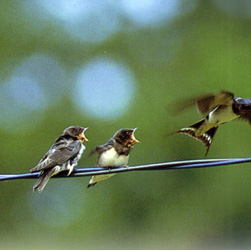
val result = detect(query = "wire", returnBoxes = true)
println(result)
[0,157,250,182]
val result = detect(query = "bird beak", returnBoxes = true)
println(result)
[79,128,89,142]
[131,128,140,144]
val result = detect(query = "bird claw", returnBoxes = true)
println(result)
[106,167,112,173]
[67,166,74,176]
[122,165,129,170]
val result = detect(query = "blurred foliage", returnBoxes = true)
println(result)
[0,0,251,249]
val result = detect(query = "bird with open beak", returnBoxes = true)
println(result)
[87,128,140,188]
[30,126,88,193]
[171,90,251,155]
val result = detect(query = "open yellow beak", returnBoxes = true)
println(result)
[79,128,88,142]
[131,128,140,144]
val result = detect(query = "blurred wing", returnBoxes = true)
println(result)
[196,90,234,115]
[169,90,234,116]
[31,140,81,172]
[168,96,198,115]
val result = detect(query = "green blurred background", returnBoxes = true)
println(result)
[0,0,251,249]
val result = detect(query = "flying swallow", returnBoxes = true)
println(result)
[30,126,88,193]
[87,128,140,188]
[171,90,251,154]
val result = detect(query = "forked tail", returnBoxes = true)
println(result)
[87,173,116,188]
[32,169,55,193]
[175,119,218,155]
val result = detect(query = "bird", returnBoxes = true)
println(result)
[30,126,88,193]
[170,90,251,155]
[87,128,140,188]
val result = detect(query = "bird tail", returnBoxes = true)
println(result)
[32,168,58,193]
[87,182,97,188]
[175,118,218,155]
[87,174,116,188]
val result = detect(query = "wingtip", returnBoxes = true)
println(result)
[164,130,178,138]
[88,148,97,157]
[205,147,210,157]
[30,166,40,173]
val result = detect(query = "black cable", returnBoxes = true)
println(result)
[0,157,250,182]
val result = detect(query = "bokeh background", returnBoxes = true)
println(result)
[0,0,251,249]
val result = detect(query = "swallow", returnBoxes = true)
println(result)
[87,128,140,188]
[30,126,88,193]
[171,90,251,154]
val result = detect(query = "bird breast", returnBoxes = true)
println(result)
[77,144,85,161]
[208,105,239,124]
[98,147,129,167]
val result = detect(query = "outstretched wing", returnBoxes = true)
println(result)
[196,91,234,115]
[30,139,81,172]
[169,90,234,115]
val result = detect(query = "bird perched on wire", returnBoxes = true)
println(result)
[87,128,140,188]
[170,90,251,155]
[30,126,88,193]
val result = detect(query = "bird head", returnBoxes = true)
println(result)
[114,128,140,147]
[63,126,88,142]
[234,98,251,114]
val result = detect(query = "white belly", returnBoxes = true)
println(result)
[98,147,129,167]
[208,106,239,124]
[77,144,85,161]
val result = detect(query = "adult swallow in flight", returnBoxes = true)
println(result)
[87,128,140,188]
[171,90,251,154]
[30,126,88,192]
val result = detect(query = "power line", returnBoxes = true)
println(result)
[0,157,250,182]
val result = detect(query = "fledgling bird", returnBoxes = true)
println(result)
[171,90,251,154]
[30,126,88,193]
[87,128,140,188]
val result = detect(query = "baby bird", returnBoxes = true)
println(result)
[31,126,88,192]
[87,128,139,188]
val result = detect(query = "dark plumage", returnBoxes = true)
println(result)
[31,126,88,193]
